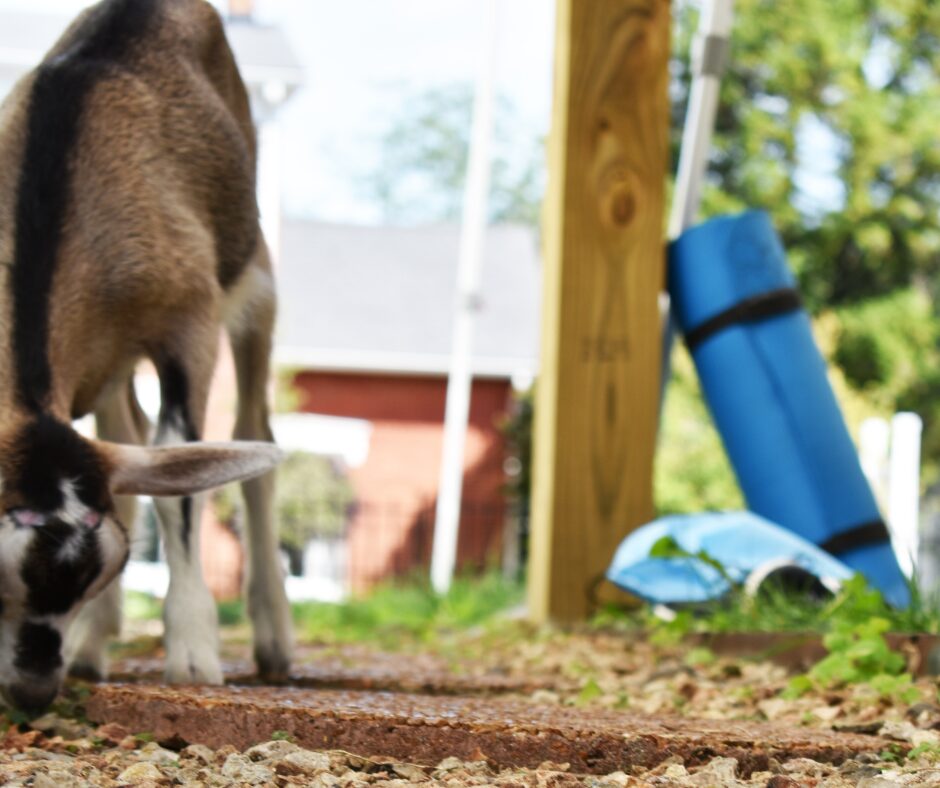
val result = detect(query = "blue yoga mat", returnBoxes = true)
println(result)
[668,210,909,607]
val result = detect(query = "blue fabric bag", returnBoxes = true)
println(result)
[606,511,854,605]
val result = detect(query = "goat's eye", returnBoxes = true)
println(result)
[10,509,46,528]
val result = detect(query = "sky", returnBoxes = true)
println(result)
[0,0,557,224]
[0,0,847,226]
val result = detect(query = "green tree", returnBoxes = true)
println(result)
[677,0,940,310]
[668,0,940,491]
[366,84,544,226]
[214,451,355,573]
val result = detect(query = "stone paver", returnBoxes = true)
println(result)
[85,683,897,777]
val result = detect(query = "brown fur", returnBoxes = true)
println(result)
[0,0,260,426]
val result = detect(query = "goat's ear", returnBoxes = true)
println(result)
[99,441,283,497]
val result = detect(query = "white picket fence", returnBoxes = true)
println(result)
[859,413,923,579]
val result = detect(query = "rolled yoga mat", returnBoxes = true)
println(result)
[668,210,909,607]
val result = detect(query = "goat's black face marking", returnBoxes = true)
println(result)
[14,622,62,676]
[20,519,103,616]
[10,416,110,511]
[12,0,159,411]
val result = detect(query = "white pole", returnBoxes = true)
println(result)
[660,0,734,413]
[666,0,734,240]
[888,412,923,578]
[859,416,891,509]
[431,0,498,594]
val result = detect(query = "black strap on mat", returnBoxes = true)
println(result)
[821,520,892,557]
[685,288,803,351]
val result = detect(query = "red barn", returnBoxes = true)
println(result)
[274,221,540,591]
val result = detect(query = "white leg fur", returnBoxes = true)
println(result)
[154,488,223,685]
[230,258,293,679]
[65,571,122,681]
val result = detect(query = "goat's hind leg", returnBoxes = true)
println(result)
[66,379,149,680]
[229,251,293,681]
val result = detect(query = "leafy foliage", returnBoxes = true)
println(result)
[214,451,355,550]
[783,617,920,702]
[365,84,544,225]
[599,571,940,639]
[655,347,744,515]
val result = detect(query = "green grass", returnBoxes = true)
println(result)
[123,571,524,647]
[292,570,524,646]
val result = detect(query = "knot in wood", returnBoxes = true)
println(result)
[594,163,639,231]
[610,189,636,227]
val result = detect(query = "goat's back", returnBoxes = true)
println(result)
[0,0,260,418]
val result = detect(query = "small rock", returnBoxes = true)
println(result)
[765,777,801,788]
[31,775,62,788]
[691,757,739,784]
[180,743,215,764]
[907,702,940,728]
[221,752,275,785]
[196,765,238,787]
[245,739,300,761]
[839,760,884,779]
[436,756,465,771]
[811,705,842,722]
[391,762,429,781]
[276,749,332,775]
[29,713,90,741]
[117,761,166,785]
[662,763,690,780]
[94,722,130,744]
[137,740,179,766]
[213,743,239,764]
[591,772,634,787]
[780,758,835,777]
[758,698,792,721]
[21,747,70,762]
[118,735,138,750]
[856,777,903,787]
[531,689,561,705]
[646,756,685,776]
[881,719,940,747]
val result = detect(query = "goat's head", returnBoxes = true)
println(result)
[0,414,280,714]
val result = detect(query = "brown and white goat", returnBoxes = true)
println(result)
[0,0,293,713]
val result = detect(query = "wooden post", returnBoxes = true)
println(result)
[528,0,670,622]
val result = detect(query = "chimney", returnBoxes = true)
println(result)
[228,0,254,20]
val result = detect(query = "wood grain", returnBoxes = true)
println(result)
[528,0,670,621]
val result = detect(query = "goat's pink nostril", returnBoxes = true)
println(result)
[81,511,102,529]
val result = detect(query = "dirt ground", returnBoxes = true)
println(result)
[4,621,940,786]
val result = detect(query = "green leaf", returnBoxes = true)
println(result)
[576,678,603,705]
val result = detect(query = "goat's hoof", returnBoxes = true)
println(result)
[255,649,291,684]
[163,645,224,686]
[68,662,105,682]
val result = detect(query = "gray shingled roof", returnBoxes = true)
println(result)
[274,221,541,379]
[0,11,302,90]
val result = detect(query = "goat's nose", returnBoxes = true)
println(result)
[7,681,58,716]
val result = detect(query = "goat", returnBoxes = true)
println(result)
[0,0,293,713]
